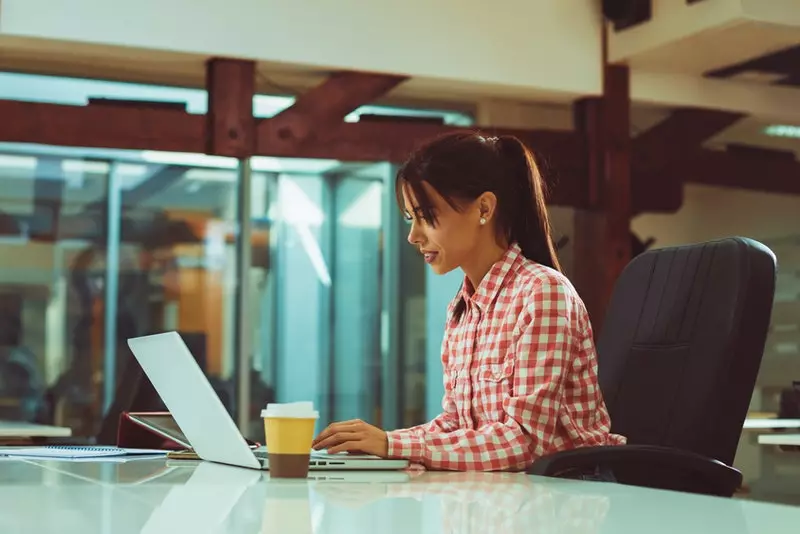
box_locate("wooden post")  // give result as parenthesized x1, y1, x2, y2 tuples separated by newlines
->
(602, 64, 632, 299)
(205, 58, 256, 158)
(571, 64, 632, 332)
(571, 97, 605, 327)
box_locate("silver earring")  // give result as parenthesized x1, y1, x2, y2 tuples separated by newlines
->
(479, 217, 487, 225)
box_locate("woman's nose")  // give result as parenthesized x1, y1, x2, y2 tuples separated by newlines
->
(407, 220, 423, 245)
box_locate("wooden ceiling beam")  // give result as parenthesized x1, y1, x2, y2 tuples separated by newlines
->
(0, 99, 205, 152)
(630, 107, 746, 214)
(258, 71, 408, 152)
(634, 108, 745, 169)
(684, 145, 800, 195)
(2, 78, 800, 213)
(257, 118, 591, 206)
(206, 58, 256, 158)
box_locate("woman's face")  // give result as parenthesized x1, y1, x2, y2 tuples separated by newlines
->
(402, 182, 482, 275)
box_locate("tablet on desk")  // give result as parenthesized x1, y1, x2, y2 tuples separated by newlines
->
(126, 413, 193, 449)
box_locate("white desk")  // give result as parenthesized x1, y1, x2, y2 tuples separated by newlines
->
(758, 434, 800, 446)
(0, 420, 72, 438)
(742, 419, 800, 431)
(0, 458, 798, 533)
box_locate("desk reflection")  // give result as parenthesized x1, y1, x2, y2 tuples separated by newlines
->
(311, 471, 609, 534)
(138, 465, 757, 534)
(4, 458, 790, 534)
(141, 462, 260, 533)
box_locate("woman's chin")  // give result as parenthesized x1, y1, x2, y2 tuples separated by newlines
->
(429, 262, 456, 276)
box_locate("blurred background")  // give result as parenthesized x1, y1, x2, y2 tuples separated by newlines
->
(0, 0, 798, 504)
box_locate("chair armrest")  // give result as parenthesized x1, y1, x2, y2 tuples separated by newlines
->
(527, 445, 742, 497)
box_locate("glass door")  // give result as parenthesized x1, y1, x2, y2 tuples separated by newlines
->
(329, 172, 383, 425)
(246, 164, 395, 438)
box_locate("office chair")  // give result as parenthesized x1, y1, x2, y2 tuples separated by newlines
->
(528, 237, 777, 497)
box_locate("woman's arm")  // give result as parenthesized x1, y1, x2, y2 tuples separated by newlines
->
(386, 279, 593, 471)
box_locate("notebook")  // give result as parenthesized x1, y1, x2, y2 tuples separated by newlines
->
(0, 445, 168, 459)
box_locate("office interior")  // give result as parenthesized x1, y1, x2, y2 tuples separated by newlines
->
(0, 0, 799, 518)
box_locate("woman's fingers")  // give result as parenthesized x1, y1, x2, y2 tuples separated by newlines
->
(327, 440, 365, 455)
(312, 420, 362, 447)
(314, 431, 363, 451)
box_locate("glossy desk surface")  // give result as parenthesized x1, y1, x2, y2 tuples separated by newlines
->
(1, 457, 799, 533)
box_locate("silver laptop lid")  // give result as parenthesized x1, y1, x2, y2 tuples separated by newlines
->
(127, 332, 261, 469)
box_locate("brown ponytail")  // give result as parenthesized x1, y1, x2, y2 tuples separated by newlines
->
(495, 135, 561, 272)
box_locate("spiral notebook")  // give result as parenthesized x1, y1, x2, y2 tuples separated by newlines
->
(0, 445, 168, 459)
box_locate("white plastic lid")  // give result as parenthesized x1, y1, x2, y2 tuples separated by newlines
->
(261, 401, 319, 419)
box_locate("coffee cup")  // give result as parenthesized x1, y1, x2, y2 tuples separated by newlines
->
(262, 402, 319, 478)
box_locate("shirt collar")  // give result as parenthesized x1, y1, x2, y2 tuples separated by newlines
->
(461, 243, 523, 312)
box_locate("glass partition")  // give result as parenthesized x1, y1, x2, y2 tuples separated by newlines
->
(245, 163, 415, 437)
(0, 145, 243, 440)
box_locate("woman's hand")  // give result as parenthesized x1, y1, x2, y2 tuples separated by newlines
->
(312, 419, 389, 457)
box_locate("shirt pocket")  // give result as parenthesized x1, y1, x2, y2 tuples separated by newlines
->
(473, 358, 516, 423)
(476, 358, 515, 382)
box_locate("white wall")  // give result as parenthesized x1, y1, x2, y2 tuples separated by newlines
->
(0, 0, 603, 98)
(633, 184, 800, 247)
(742, 0, 800, 26)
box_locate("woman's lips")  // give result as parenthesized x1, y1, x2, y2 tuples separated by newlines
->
(423, 251, 438, 264)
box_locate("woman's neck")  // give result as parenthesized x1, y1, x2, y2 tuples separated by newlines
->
(462, 240, 509, 290)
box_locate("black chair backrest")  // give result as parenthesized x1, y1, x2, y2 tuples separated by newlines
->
(597, 237, 776, 466)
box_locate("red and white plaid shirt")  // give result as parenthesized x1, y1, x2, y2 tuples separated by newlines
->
(387, 243, 626, 471)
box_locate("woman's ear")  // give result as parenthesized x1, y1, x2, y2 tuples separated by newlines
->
(476, 192, 498, 223)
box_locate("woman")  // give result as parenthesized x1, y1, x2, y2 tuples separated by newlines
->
(313, 132, 626, 471)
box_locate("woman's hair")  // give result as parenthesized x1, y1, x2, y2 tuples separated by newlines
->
(395, 131, 562, 322)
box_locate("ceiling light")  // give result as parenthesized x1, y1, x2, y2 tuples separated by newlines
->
(250, 156, 341, 174)
(61, 160, 110, 174)
(140, 151, 238, 169)
(763, 125, 800, 138)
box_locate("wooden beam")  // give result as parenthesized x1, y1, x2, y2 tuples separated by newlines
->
(258, 71, 408, 151)
(572, 97, 606, 325)
(630, 108, 743, 214)
(633, 108, 744, 169)
(0, 99, 205, 152)
(257, 117, 591, 206)
(3, 78, 798, 218)
(602, 64, 632, 302)
(631, 167, 683, 214)
(684, 145, 800, 195)
(571, 64, 632, 329)
(206, 58, 256, 158)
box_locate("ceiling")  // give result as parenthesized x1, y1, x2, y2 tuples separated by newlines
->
(705, 43, 800, 88)
(629, 105, 800, 156)
(618, 20, 800, 82)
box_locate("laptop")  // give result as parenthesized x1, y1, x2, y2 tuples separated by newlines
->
(127, 331, 409, 471)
